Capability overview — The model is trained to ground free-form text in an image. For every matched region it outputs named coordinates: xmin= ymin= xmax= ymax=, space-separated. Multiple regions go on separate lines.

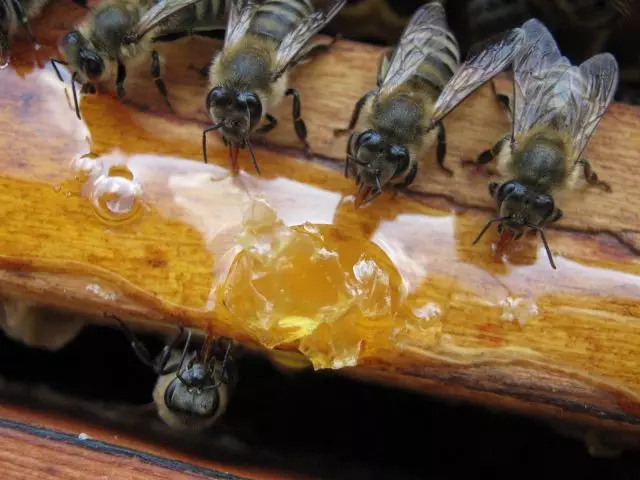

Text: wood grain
xmin=1 ymin=1 xmax=639 ymax=436
xmin=0 ymin=402 xmax=283 ymax=480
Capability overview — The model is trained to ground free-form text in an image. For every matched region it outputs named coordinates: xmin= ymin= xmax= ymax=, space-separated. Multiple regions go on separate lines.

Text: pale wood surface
xmin=0 ymin=1 xmax=639 ymax=435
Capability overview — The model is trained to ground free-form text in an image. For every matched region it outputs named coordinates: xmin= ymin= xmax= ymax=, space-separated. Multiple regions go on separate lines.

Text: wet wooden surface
xmin=1 ymin=0 xmax=640 ymax=437
xmin=0 ymin=402 xmax=297 ymax=480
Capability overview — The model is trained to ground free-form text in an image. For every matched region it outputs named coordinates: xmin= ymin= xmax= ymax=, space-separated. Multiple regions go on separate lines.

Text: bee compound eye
xmin=390 ymin=145 xmax=409 ymax=175
xmin=84 ymin=57 xmax=103 ymax=79
xmin=534 ymin=194 xmax=554 ymax=215
xmin=357 ymin=130 xmax=380 ymax=149
xmin=62 ymin=31 xmax=83 ymax=47
xmin=208 ymin=86 xmax=231 ymax=108
xmin=496 ymin=180 xmax=522 ymax=203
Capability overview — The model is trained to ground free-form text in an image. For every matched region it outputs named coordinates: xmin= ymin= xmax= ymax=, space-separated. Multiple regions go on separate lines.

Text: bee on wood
xmin=116 ymin=318 xmax=238 ymax=431
xmin=332 ymin=1 xmax=526 ymax=208
xmin=198 ymin=0 xmax=347 ymax=174
xmin=50 ymin=0 xmax=229 ymax=120
xmin=0 ymin=0 xmax=53 ymax=61
xmin=466 ymin=19 xmax=619 ymax=269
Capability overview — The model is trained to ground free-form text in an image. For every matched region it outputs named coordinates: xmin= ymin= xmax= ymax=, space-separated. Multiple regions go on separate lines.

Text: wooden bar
xmin=0 ymin=1 xmax=639 ymax=437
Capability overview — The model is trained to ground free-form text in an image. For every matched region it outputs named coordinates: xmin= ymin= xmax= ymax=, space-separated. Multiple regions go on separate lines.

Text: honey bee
xmin=0 ymin=0 xmax=53 ymax=61
xmin=50 ymin=0 xmax=229 ymax=120
xmin=333 ymin=1 xmax=526 ymax=208
xmin=116 ymin=318 xmax=238 ymax=431
xmin=466 ymin=18 xmax=619 ymax=269
xmin=201 ymin=0 xmax=347 ymax=174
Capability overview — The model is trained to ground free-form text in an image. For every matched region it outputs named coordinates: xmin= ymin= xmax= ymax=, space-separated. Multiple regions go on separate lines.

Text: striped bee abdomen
xmin=412 ymin=28 xmax=460 ymax=99
xmin=249 ymin=0 xmax=314 ymax=43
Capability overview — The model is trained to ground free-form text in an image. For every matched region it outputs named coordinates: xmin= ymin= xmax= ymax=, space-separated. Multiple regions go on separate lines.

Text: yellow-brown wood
xmin=1 ymin=2 xmax=640 ymax=436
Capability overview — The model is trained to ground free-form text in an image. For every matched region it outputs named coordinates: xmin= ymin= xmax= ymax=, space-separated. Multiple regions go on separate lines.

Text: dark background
xmin=324 ymin=0 xmax=640 ymax=104
xmin=0 ymin=323 xmax=638 ymax=479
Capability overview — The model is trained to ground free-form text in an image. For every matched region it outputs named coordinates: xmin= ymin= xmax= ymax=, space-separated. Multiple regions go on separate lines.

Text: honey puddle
xmin=1 ymin=47 xmax=640 ymax=402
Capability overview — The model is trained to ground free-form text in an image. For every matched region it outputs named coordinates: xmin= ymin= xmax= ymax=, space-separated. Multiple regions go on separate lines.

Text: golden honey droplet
xmin=222 ymin=202 xmax=403 ymax=369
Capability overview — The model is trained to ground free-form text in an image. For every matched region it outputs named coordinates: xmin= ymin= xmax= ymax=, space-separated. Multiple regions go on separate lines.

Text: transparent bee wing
xmin=512 ymin=18 xmax=571 ymax=139
xmin=569 ymin=53 xmax=619 ymax=162
xmin=430 ymin=27 xmax=525 ymax=124
xmin=128 ymin=0 xmax=228 ymax=42
xmin=271 ymin=0 xmax=347 ymax=81
xmin=512 ymin=53 xmax=618 ymax=163
xmin=376 ymin=2 xmax=455 ymax=98
xmin=224 ymin=0 xmax=259 ymax=48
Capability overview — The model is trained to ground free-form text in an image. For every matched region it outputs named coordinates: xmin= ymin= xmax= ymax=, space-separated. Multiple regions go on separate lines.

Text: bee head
xmin=347 ymin=129 xmax=410 ymax=206
xmin=206 ymin=86 xmax=262 ymax=143
xmin=164 ymin=360 xmax=220 ymax=418
xmin=59 ymin=30 xmax=105 ymax=81
xmin=491 ymin=180 xmax=556 ymax=235
xmin=473 ymin=180 xmax=558 ymax=269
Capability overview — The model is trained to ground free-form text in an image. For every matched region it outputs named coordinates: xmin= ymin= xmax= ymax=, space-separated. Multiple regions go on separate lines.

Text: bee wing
xmin=511 ymin=19 xmax=571 ymax=138
xmin=568 ymin=53 xmax=619 ymax=162
xmin=271 ymin=0 xmax=347 ymax=80
xmin=376 ymin=2 xmax=454 ymax=98
xmin=128 ymin=0 xmax=227 ymax=41
xmin=512 ymin=53 xmax=618 ymax=162
xmin=224 ymin=0 xmax=260 ymax=48
xmin=429 ymin=27 xmax=526 ymax=124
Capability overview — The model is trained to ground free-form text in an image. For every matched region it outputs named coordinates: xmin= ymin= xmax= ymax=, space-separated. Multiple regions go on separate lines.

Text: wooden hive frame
xmin=0 ymin=0 xmax=639 ymax=448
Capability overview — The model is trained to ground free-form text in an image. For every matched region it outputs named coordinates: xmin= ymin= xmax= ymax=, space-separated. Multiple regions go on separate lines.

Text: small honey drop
xmin=89 ymin=174 xmax=143 ymax=225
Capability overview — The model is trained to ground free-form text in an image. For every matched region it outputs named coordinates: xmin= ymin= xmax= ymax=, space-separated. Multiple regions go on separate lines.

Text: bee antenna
xmin=202 ymin=123 xmax=223 ymax=164
xmin=472 ymin=216 xmax=508 ymax=245
xmin=244 ymin=137 xmax=260 ymax=174
xmin=70 ymin=71 xmax=81 ymax=120
xmin=527 ymin=223 xmax=556 ymax=270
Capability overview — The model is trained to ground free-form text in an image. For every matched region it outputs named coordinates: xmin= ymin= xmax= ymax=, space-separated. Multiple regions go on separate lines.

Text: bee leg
xmin=293 ymin=34 xmax=341 ymax=65
xmin=391 ymin=163 xmax=418 ymax=198
xmin=256 ymin=113 xmax=278 ymax=135
xmin=112 ymin=316 xmax=185 ymax=375
xmin=435 ymin=121 xmax=453 ymax=177
xmin=490 ymin=80 xmax=513 ymax=121
xmin=10 ymin=0 xmax=38 ymax=48
xmin=577 ymin=159 xmax=612 ymax=192
xmin=151 ymin=50 xmax=174 ymax=113
xmin=81 ymin=83 xmax=96 ymax=94
xmin=285 ymin=88 xmax=311 ymax=157
xmin=548 ymin=208 xmax=563 ymax=224
xmin=115 ymin=60 xmax=127 ymax=101
xmin=463 ymin=135 xmax=509 ymax=174
xmin=334 ymin=91 xmax=373 ymax=136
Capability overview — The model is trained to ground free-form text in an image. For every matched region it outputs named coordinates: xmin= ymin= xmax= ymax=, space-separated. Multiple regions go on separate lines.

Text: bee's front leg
xmin=151 ymin=50 xmax=174 ymax=113
xmin=577 ymin=158 xmax=612 ymax=192
xmin=462 ymin=134 xmax=510 ymax=175
xmin=435 ymin=121 xmax=453 ymax=177
xmin=391 ymin=164 xmax=418 ymax=198
xmin=115 ymin=60 xmax=127 ymax=101
xmin=285 ymin=88 xmax=311 ymax=157
xmin=333 ymin=91 xmax=373 ymax=136
xmin=255 ymin=113 xmax=278 ymax=135
xmin=112 ymin=315 xmax=185 ymax=376
xmin=11 ymin=0 xmax=38 ymax=47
